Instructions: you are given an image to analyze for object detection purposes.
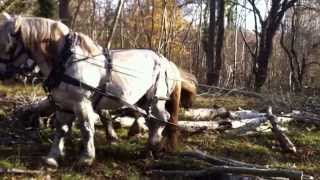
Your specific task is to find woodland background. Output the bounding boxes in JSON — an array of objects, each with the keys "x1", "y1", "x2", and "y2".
[
  {"x1": 2, "y1": 0, "x2": 320, "y2": 93},
  {"x1": 0, "y1": 0, "x2": 320, "y2": 179}
]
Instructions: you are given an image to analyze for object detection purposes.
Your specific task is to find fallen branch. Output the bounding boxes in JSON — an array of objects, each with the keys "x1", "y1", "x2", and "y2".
[
  {"x1": 182, "y1": 107, "x2": 229, "y2": 120},
  {"x1": 179, "y1": 150, "x2": 265, "y2": 168},
  {"x1": 150, "y1": 151, "x2": 314, "y2": 179},
  {"x1": 115, "y1": 117, "x2": 219, "y2": 132},
  {"x1": 267, "y1": 107, "x2": 296, "y2": 153},
  {"x1": 197, "y1": 84, "x2": 265, "y2": 99},
  {"x1": 148, "y1": 166, "x2": 306, "y2": 180},
  {"x1": 283, "y1": 111, "x2": 320, "y2": 126},
  {"x1": 0, "y1": 167, "x2": 43, "y2": 175},
  {"x1": 226, "y1": 117, "x2": 269, "y2": 135},
  {"x1": 229, "y1": 110, "x2": 266, "y2": 119}
]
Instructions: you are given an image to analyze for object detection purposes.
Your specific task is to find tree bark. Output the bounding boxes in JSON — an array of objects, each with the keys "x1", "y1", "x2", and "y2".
[
  {"x1": 248, "y1": 0, "x2": 298, "y2": 91},
  {"x1": 59, "y1": 0, "x2": 71, "y2": 26},
  {"x1": 205, "y1": 0, "x2": 216, "y2": 85},
  {"x1": 213, "y1": 0, "x2": 225, "y2": 85}
]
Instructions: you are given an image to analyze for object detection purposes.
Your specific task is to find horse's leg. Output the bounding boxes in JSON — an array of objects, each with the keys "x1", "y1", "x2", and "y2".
[
  {"x1": 146, "y1": 100, "x2": 168, "y2": 153},
  {"x1": 162, "y1": 82, "x2": 181, "y2": 152},
  {"x1": 73, "y1": 98, "x2": 99, "y2": 166},
  {"x1": 128, "y1": 118, "x2": 141, "y2": 138},
  {"x1": 44, "y1": 111, "x2": 73, "y2": 168},
  {"x1": 100, "y1": 109, "x2": 119, "y2": 144},
  {"x1": 128, "y1": 112, "x2": 144, "y2": 138}
]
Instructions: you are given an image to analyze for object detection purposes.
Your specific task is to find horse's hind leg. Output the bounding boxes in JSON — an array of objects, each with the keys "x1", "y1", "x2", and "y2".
[
  {"x1": 73, "y1": 98, "x2": 99, "y2": 166},
  {"x1": 44, "y1": 111, "x2": 73, "y2": 168}
]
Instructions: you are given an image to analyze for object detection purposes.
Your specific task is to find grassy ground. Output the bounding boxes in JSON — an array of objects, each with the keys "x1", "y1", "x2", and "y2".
[{"x1": 0, "y1": 83, "x2": 319, "y2": 179}]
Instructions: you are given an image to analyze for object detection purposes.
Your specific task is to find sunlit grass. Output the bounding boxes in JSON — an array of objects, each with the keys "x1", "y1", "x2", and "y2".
[{"x1": 0, "y1": 82, "x2": 44, "y2": 97}]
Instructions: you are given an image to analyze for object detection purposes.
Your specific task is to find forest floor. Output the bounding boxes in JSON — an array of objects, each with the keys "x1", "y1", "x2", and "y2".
[{"x1": 0, "y1": 82, "x2": 319, "y2": 179}]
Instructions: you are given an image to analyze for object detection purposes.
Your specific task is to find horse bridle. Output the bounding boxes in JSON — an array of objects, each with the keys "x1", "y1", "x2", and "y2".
[{"x1": 0, "y1": 30, "x2": 35, "y2": 78}]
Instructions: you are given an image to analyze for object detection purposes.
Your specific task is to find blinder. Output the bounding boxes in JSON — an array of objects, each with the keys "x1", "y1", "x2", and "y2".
[{"x1": 0, "y1": 28, "x2": 33, "y2": 79}]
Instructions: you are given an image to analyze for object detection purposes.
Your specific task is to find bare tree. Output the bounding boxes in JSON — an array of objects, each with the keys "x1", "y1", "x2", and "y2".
[
  {"x1": 204, "y1": 0, "x2": 225, "y2": 86},
  {"x1": 280, "y1": 0, "x2": 320, "y2": 92},
  {"x1": 247, "y1": 0, "x2": 298, "y2": 91},
  {"x1": 107, "y1": 0, "x2": 125, "y2": 49}
]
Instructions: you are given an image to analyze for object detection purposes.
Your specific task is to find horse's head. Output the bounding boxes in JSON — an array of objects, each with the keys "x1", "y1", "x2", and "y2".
[{"x1": 0, "y1": 12, "x2": 30, "y2": 79}]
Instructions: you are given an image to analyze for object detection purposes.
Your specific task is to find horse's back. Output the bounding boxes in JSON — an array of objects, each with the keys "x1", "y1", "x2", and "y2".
[{"x1": 107, "y1": 49, "x2": 161, "y2": 104}]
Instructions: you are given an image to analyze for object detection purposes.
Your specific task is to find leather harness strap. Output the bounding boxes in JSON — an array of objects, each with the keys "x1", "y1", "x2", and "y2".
[
  {"x1": 41, "y1": 32, "x2": 169, "y2": 121},
  {"x1": 42, "y1": 33, "x2": 154, "y2": 118},
  {"x1": 43, "y1": 33, "x2": 75, "y2": 91}
]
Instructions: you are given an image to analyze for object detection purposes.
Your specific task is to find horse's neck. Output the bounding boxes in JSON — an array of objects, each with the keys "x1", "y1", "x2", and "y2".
[
  {"x1": 31, "y1": 36, "x2": 67, "y2": 77},
  {"x1": 23, "y1": 19, "x2": 70, "y2": 77}
]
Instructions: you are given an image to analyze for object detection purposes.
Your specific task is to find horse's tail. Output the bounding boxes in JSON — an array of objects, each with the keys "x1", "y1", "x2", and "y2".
[{"x1": 179, "y1": 68, "x2": 198, "y2": 108}]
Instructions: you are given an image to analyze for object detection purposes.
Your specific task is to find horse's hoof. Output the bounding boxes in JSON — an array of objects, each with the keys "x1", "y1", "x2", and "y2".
[
  {"x1": 128, "y1": 133, "x2": 143, "y2": 140},
  {"x1": 78, "y1": 156, "x2": 94, "y2": 166},
  {"x1": 107, "y1": 136, "x2": 119, "y2": 145},
  {"x1": 43, "y1": 157, "x2": 59, "y2": 168}
]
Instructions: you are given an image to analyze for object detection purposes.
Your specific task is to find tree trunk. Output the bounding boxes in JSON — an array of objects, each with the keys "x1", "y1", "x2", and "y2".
[
  {"x1": 254, "y1": 23, "x2": 275, "y2": 91},
  {"x1": 213, "y1": 0, "x2": 225, "y2": 85},
  {"x1": 59, "y1": 0, "x2": 71, "y2": 26},
  {"x1": 252, "y1": 0, "x2": 298, "y2": 91},
  {"x1": 107, "y1": 0, "x2": 125, "y2": 49},
  {"x1": 205, "y1": 0, "x2": 216, "y2": 85}
]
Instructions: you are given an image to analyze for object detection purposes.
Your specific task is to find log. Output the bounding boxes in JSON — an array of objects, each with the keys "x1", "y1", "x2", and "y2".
[
  {"x1": 148, "y1": 166, "x2": 306, "y2": 180},
  {"x1": 267, "y1": 107, "x2": 296, "y2": 153},
  {"x1": 0, "y1": 167, "x2": 43, "y2": 175},
  {"x1": 226, "y1": 117, "x2": 269, "y2": 136},
  {"x1": 114, "y1": 117, "x2": 219, "y2": 132},
  {"x1": 11, "y1": 98, "x2": 298, "y2": 137},
  {"x1": 283, "y1": 111, "x2": 320, "y2": 126},
  {"x1": 182, "y1": 107, "x2": 229, "y2": 120},
  {"x1": 116, "y1": 111, "x2": 290, "y2": 134},
  {"x1": 229, "y1": 110, "x2": 266, "y2": 119}
]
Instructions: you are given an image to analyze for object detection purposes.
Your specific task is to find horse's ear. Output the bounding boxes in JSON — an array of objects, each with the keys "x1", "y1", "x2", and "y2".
[{"x1": 0, "y1": 12, "x2": 12, "y2": 23}]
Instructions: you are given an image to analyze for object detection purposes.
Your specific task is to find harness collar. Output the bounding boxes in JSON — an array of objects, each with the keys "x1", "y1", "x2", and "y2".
[
  {"x1": 43, "y1": 32, "x2": 76, "y2": 92},
  {"x1": 43, "y1": 32, "x2": 113, "y2": 92}
]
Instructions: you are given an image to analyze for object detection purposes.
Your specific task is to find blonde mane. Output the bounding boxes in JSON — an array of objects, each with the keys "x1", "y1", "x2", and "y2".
[{"x1": 14, "y1": 16, "x2": 100, "y2": 57}]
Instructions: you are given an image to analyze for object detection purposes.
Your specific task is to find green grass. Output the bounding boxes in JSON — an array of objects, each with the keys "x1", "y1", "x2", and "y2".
[
  {"x1": 0, "y1": 82, "x2": 44, "y2": 97},
  {"x1": 0, "y1": 83, "x2": 319, "y2": 179}
]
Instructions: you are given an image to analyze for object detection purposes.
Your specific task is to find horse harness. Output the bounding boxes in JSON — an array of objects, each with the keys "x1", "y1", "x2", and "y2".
[
  {"x1": 0, "y1": 30, "x2": 35, "y2": 79},
  {"x1": 42, "y1": 32, "x2": 165, "y2": 120}
]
